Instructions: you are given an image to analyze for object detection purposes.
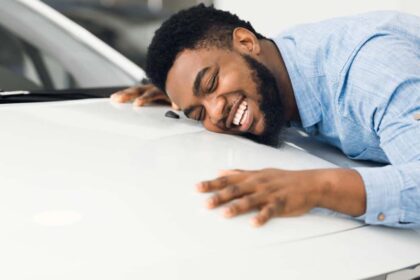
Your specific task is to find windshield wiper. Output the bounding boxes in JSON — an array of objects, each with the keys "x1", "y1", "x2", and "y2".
[{"x1": 0, "y1": 86, "x2": 128, "y2": 104}]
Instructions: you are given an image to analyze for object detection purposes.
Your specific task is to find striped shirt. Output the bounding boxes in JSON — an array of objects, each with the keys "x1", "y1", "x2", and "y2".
[{"x1": 275, "y1": 11, "x2": 420, "y2": 228}]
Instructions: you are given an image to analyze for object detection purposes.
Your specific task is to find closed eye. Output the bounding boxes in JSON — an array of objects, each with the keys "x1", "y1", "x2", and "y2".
[
  {"x1": 184, "y1": 106, "x2": 205, "y2": 122},
  {"x1": 206, "y1": 68, "x2": 219, "y2": 93},
  {"x1": 205, "y1": 67, "x2": 219, "y2": 94},
  {"x1": 198, "y1": 106, "x2": 205, "y2": 121}
]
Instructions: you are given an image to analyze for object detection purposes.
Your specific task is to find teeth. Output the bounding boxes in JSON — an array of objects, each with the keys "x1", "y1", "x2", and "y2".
[
  {"x1": 233, "y1": 100, "x2": 247, "y2": 125},
  {"x1": 240, "y1": 111, "x2": 248, "y2": 125}
]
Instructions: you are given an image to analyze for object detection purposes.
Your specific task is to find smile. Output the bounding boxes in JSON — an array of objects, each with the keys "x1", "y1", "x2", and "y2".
[
  {"x1": 224, "y1": 96, "x2": 254, "y2": 133},
  {"x1": 233, "y1": 100, "x2": 248, "y2": 125}
]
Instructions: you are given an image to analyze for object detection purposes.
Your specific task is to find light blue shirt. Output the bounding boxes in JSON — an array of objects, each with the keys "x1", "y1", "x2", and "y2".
[{"x1": 274, "y1": 11, "x2": 420, "y2": 228}]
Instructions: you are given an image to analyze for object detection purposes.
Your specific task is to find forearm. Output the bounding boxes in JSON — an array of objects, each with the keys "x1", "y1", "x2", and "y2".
[{"x1": 314, "y1": 168, "x2": 366, "y2": 217}]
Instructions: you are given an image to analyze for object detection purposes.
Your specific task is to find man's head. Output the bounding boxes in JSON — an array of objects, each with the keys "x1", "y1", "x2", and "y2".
[{"x1": 146, "y1": 4, "x2": 287, "y2": 146}]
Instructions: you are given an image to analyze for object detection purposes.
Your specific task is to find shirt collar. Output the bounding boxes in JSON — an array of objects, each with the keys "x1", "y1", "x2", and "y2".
[{"x1": 272, "y1": 37, "x2": 322, "y2": 129}]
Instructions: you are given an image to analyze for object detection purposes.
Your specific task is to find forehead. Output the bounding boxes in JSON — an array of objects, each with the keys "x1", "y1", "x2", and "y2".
[{"x1": 166, "y1": 48, "x2": 236, "y2": 108}]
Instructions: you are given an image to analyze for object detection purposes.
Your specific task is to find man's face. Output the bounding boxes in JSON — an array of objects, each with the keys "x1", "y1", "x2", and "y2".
[{"x1": 166, "y1": 47, "x2": 286, "y2": 146}]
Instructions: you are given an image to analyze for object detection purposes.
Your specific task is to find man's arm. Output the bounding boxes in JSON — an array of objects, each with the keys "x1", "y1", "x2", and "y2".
[
  {"x1": 343, "y1": 34, "x2": 420, "y2": 228},
  {"x1": 352, "y1": 110, "x2": 420, "y2": 227},
  {"x1": 197, "y1": 168, "x2": 368, "y2": 227},
  {"x1": 197, "y1": 157, "x2": 419, "y2": 228}
]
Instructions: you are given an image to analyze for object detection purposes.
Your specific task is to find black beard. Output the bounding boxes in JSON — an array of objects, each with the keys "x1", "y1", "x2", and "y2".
[{"x1": 240, "y1": 54, "x2": 286, "y2": 147}]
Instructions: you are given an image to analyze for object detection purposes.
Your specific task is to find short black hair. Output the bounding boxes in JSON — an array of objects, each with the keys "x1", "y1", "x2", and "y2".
[{"x1": 145, "y1": 4, "x2": 266, "y2": 92}]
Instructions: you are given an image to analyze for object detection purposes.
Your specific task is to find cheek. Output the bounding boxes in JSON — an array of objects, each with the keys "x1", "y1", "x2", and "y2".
[
  {"x1": 222, "y1": 73, "x2": 241, "y2": 88},
  {"x1": 203, "y1": 120, "x2": 223, "y2": 133},
  {"x1": 221, "y1": 67, "x2": 261, "y2": 105},
  {"x1": 220, "y1": 65, "x2": 251, "y2": 91}
]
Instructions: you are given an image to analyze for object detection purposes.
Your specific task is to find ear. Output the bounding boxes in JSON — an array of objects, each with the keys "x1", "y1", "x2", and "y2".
[{"x1": 232, "y1": 27, "x2": 261, "y2": 55}]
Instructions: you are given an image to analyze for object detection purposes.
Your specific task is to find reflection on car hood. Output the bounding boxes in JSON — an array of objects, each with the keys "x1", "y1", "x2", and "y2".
[{"x1": 0, "y1": 99, "x2": 419, "y2": 279}]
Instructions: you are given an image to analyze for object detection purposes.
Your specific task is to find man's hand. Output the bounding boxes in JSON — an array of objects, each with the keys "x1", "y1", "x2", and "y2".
[
  {"x1": 196, "y1": 168, "x2": 366, "y2": 227},
  {"x1": 110, "y1": 84, "x2": 180, "y2": 110}
]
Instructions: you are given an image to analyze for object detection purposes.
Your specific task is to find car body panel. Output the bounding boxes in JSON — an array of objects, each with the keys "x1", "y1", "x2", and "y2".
[{"x1": 0, "y1": 99, "x2": 419, "y2": 279}]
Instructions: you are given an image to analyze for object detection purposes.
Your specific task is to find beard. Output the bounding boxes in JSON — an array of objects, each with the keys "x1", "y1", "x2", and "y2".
[{"x1": 240, "y1": 54, "x2": 286, "y2": 147}]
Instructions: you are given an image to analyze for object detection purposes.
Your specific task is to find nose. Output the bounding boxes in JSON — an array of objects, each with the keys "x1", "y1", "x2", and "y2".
[{"x1": 204, "y1": 95, "x2": 226, "y2": 125}]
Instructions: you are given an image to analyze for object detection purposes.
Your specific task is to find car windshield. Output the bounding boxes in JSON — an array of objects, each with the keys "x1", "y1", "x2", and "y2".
[{"x1": 0, "y1": 1, "x2": 141, "y2": 93}]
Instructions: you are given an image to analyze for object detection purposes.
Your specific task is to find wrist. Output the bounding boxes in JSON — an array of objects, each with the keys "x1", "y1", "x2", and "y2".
[
  {"x1": 312, "y1": 168, "x2": 367, "y2": 216},
  {"x1": 310, "y1": 169, "x2": 334, "y2": 208}
]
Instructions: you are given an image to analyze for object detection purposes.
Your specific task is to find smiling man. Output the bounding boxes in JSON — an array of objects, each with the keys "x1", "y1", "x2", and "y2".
[{"x1": 112, "y1": 5, "x2": 420, "y2": 228}]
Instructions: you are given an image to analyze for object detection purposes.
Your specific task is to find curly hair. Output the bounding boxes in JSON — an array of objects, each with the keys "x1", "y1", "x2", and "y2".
[{"x1": 145, "y1": 4, "x2": 266, "y2": 92}]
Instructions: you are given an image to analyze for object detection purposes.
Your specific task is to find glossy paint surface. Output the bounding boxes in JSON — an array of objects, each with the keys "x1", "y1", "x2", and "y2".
[{"x1": 0, "y1": 99, "x2": 419, "y2": 279}]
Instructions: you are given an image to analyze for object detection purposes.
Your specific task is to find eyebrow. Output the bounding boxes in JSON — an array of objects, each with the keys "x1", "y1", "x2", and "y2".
[{"x1": 193, "y1": 66, "x2": 211, "y2": 97}]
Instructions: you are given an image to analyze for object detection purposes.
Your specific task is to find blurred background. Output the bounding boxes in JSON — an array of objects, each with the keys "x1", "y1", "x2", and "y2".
[
  {"x1": 42, "y1": 0, "x2": 420, "y2": 68},
  {"x1": 42, "y1": 0, "x2": 214, "y2": 67}
]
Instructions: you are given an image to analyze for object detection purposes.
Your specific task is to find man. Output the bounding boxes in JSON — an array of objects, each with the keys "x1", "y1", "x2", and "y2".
[{"x1": 111, "y1": 5, "x2": 420, "y2": 228}]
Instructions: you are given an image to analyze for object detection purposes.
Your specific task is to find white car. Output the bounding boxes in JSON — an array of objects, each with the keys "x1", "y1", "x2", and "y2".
[{"x1": 0, "y1": 1, "x2": 419, "y2": 279}]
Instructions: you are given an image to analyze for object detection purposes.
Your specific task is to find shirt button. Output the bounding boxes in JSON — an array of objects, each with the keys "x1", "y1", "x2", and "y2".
[
  {"x1": 377, "y1": 213, "x2": 385, "y2": 221},
  {"x1": 414, "y1": 113, "x2": 420, "y2": 121}
]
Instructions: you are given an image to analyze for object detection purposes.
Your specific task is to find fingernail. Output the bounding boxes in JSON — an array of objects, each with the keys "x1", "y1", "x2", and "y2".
[
  {"x1": 110, "y1": 94, "x2": 120, "y2": 101},
  {"x1": 206, "y1": 197, "x2": 216, "y2": 208},
  {"x1": 224, "y1": 207, "x2": 234, "y2": 218},
  {"x1": 196, "y1": 183, "x2": 205, "y2": 192},
  {"x1": 134, "y1": 99, "x2": 144, "y2": 106},
  {"x1": 250, "y1": 218, "x2": 260, "y2": 227}
]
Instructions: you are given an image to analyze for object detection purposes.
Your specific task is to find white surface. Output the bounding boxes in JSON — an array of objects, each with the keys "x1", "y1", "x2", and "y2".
[{"x1": 0, "y1": 99, "x2": 419, "y2": 279}]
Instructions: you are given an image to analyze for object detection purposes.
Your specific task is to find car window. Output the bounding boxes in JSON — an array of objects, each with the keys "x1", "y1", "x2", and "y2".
[
  {"x1": 0, "y1": 1, "x2": 143, "y2": 92},
  {"x1": 0, "y1": 25, "x2": 76, "y2": 91}
]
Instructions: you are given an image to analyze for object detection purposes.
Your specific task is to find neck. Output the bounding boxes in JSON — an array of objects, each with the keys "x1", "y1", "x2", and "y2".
[{"x1": 259, "y1": 39, "x2": 299, "y2": 122}]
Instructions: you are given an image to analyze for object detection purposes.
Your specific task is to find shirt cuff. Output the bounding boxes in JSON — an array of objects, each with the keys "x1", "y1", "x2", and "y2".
[{"x1": 353, "y1": 166, "x2": 403, "y2": 225}]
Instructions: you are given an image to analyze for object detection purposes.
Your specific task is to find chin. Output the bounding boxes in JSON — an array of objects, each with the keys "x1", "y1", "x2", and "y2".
[{"x1": 242, "y1": 126, "x2": 285, "y2": 147}]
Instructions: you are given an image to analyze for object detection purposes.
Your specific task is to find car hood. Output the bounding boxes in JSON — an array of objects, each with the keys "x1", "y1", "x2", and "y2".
[{"x1": 0, "y1": 99, "x2": 419, "y2": 279}]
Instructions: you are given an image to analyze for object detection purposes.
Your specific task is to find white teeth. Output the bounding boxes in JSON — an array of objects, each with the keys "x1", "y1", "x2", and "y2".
[
  {"x1": 233, "y1": 100, "x2": 247, "y2": 125},
  {"x1": 240, "y1": 111, "x2": 248, "y2": 125}
]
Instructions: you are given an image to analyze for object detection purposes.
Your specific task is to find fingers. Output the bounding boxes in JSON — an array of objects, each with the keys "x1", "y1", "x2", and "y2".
[
  {"x1": 218, "y1": 169, "x2": 246, "y2": 177},
  {"x1": 133, "y1": 87, "x2": 170, "y2": 107},
  {"x1": 111, "y1": 86, "x2": 145, "y2": 103},
  {"x1": 110, "y1": 85, "x2": 170, "y2": 107},
  {"x1": 223, "y1": 191, "x2": 267, "y2": 218},
  {"x1": 197, "y1": 168, "x2": 313, "y2": 227},
  {"x1": 206, "y1": 182, "x2": 254, "y2": 209},
  {"x1": 196, "y1": 173, "x2": 245, "y2": 193},
  {"x1": 251, "y1": 199, "x2": 284, "y2": 227}
]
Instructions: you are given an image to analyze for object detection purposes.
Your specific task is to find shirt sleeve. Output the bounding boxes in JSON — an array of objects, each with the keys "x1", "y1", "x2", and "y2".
[
  {"x1": 345, "y1": 35, "x2": 420, "y2": 228},
  {"x1": 355, "y1": 136, "x2": 420, "y2": 228}
]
